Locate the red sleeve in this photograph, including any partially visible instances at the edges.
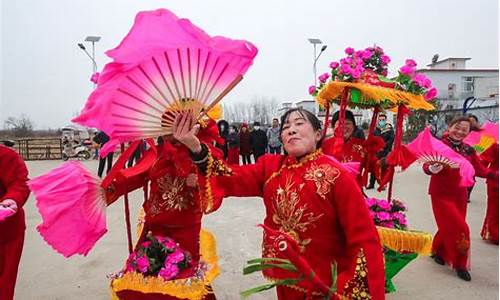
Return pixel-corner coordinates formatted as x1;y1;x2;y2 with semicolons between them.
198;148;269;206
479;144;496;167
0;146;30;207
103;148;156;205
332;170;385;300
470;151;495;179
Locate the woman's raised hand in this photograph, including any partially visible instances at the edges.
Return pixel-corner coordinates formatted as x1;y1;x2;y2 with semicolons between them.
172;112;202;153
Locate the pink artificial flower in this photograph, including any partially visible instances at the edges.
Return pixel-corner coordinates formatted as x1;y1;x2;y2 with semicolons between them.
345;47;355;55
340;64;352;75
308;85;316;95
376;199;392;211
329;61;340;69
354;50;364;58
405;59;417;67
167;249;185;264
141;241;151;248
424;87;438;100
159;263;180;281
365;197;377;207
136;255;150;273
374;46;384;54
380;221;394;228
90;72;100;84
413;74;432;88
380;55;391;65
319;73;330;83
377;211;391;221
125;252;138;272
361;50;373;60
351;68;362;79
161;237;177;249
399;65;416;76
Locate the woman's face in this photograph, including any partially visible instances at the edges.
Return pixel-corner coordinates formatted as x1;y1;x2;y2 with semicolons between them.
333;119;355;139
448;121;471;141
281;111;321;157
241;127;247;132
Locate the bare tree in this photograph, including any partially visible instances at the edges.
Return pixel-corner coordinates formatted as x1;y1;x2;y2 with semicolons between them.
223;96;280;125
4;114;35;137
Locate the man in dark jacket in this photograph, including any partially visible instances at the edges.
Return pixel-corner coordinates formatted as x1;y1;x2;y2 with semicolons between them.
93;131;114;177
367;114;394;189
250;121;268;161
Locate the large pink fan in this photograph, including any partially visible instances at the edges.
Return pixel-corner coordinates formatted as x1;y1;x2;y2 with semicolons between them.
73;9;258;155
28;161;106;257
464;122;499;153
407;127;475;187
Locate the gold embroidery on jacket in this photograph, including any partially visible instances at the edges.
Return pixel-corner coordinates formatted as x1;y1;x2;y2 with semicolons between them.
146;175;193;216
304;163;340;199
270;176;323;252
343;249;371;300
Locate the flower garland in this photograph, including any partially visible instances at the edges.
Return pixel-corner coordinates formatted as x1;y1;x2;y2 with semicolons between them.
395;59;437;101
124;232;191;280
365;197;408;230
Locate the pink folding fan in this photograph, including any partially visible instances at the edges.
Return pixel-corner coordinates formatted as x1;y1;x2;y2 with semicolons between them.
407;127;475;187
73;9;258;154
28;162;106;257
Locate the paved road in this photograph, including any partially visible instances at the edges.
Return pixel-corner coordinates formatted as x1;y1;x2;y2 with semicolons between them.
15;159;498;299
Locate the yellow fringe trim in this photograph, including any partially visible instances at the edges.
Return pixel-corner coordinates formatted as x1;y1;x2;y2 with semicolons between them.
110;229;220;300
316;81;435;111
203;150;215;213
376;226;433;256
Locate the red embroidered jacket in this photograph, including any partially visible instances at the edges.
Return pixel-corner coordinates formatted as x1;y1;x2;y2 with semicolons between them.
0;145;30;242
104;142;223;271
199;148;385;299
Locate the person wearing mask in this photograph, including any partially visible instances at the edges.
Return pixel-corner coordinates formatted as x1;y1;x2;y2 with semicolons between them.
0;144;30;300
216;120;229;160
423;116;497;281
267;118;282;154
367;114;394;190
226;125;240;165
239;124;252;165
250;121;268;161
173;108;385;300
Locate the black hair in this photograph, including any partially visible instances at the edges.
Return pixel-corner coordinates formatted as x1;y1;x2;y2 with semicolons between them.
253;121;261;126
331;110;356;128
467;114;479;122
279;108;323;148
230;125;238;131
378;113;387;119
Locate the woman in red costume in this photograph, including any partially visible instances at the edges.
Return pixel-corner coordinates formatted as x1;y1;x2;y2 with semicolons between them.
239;123;252;165
423;116;498;281
323;110;382;187
173;108;385;300
479;142;499;244
0;145;30;300
226;125;240;165
103;121;222;300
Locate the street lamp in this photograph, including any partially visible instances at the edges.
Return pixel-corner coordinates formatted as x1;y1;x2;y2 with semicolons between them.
78;36;101;86
308;38;327;87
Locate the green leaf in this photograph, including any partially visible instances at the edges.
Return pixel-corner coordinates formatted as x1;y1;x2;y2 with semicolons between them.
246;257;292;265
330;262;338;293
243;263;297;275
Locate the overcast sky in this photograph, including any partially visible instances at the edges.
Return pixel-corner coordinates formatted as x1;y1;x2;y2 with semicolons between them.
1;0;498;129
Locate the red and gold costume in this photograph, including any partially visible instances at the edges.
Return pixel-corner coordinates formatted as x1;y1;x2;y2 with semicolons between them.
0;145;30;300
197;147;385;299
480;143;499;244
104;140;222;300
423;136;497;270
322;136;382;187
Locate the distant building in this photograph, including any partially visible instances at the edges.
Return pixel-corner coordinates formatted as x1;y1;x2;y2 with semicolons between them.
418;57;498;133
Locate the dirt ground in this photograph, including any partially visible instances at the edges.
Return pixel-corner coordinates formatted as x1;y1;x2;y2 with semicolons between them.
14;159;499;300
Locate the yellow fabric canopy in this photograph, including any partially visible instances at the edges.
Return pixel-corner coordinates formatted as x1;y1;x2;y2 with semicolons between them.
316;81;435;111
376;226;433;256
